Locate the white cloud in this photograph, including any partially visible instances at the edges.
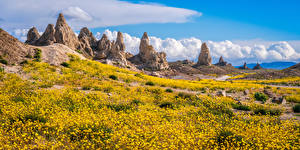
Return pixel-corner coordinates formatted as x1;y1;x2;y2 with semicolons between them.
0;0;200;30
97;30;300;65
10;28;300;65
62;7;93;22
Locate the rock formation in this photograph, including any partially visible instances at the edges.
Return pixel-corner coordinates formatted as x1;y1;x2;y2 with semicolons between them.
0;28;30;64
215;56;231;66
25;27;40;45
54;13;81;50
78;27;97;56
94;32;128;66
197;43;212;66
109;32;128;66
253;63;263;70
130;32;169;70
239;62;250;70
35;24;56;46
95;34;112;59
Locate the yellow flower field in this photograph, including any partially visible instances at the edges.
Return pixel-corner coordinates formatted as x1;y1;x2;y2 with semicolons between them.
0;56;299;149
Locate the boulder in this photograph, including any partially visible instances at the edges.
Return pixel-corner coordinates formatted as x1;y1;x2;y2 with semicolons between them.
243;89;250;95
35;24;56;46
272;96;286;104
25;27;40;45
216;90;226;97
197;43;212;66
54;13;81;50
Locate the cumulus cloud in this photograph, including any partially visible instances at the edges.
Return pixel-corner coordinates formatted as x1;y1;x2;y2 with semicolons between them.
0;0;200;30
62;7;93;22
96;30;300;65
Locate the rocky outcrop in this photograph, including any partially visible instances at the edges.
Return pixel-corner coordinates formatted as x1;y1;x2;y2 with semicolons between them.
197;43;212;66
109;32;127;66
130;32;169;70
55;13;81;51
239;62;250;70
0;28;30;64
215;56;231;66
95;34;112;59
78;27;97;56
94;32;128;66
253;63;263;70
25;27;40;45
35;24;56;46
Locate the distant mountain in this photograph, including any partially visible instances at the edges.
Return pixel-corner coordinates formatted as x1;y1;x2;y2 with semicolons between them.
235;62;297;70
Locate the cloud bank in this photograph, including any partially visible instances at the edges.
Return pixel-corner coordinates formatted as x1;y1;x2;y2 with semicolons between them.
10;28;300;65
97;30;300;65
0;0;200;30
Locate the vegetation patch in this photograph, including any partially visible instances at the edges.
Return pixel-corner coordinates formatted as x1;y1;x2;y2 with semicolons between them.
145;81;155;86
231;103;251;111
254;92;268;103
109;75;118;80
293;104;300;113
159;102;175;109
0;56;8;65
34;48;42;62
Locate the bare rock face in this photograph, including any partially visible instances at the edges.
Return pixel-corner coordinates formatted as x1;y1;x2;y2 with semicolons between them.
95;34;112;59
131;32;169;70
25;27;40;45
94;32;128;66
239;62;250;70
0;28;30;64
215;56;231;66
109;32;128;66
253;63;263;70
78;27;97;56
55;13;80;50
197;43;212;66
35;24;56;46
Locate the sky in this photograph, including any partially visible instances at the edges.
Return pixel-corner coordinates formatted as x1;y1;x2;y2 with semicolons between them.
1;0;300;65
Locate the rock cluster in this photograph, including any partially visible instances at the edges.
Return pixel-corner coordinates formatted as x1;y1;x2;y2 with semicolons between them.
130;32;169;70
253;63;263;70
197;43;212;66
239;62;250;70
78;27;97;56
215;56;231;66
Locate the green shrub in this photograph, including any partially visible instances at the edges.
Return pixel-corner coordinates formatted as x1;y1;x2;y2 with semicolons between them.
12;96;25;103
0;67;4;72
34;48;42;62
75;49;83;54
131;99;144;105
0;59;8;65
232;103;251;111
145;81;155;86
82;86;91;90
61;62;70;68
23;113;47;123
159;102;175;109
165;88;173;93
20;60;29;65
176;92;194;100
106;104;132;112
216;129;243;146
254;92;268;103
293;104;300;113
254;107;282;116
109;75;118;80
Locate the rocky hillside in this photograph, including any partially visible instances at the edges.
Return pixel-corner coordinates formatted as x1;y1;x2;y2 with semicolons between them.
0;28;30;64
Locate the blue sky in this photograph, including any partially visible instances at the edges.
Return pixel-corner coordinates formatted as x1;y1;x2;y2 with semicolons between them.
93;0;300;41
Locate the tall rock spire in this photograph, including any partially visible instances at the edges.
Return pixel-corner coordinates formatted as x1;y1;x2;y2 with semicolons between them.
131;32;169;70
54;13;80;50
197;43;212;66
35;24;56;46
78;27;97;56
